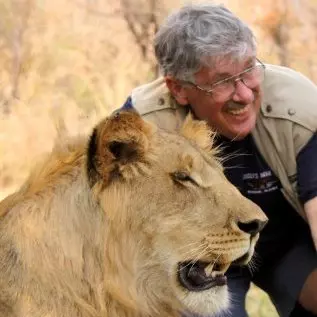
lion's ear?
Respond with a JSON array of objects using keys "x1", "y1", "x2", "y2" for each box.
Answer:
[
  {"x1": 180, "y1": 113, "x2": 217, "y2": 154},
  {"x1": 86, "y1": 110, "x2": 155, "y2": 186}
]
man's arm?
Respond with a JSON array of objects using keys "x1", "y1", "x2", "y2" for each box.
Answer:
[{"x1": 304, "y1": 197, "x2": 317, "y2": 251}]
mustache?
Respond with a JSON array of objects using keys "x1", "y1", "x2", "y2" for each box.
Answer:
[
  {"x1": 226, "y1": 101, "x2": 249, "y2": 109},
  {"x1": 226, "y1": 87, "x2": 259, "y2": 110}
]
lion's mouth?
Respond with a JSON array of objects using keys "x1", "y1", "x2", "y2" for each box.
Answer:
[
  {"x1": 178, "y1": 250, "x2": 253, "y2": 292},
  {"x1": 177, "y1": 261, "x2": 229, "y2": 292}
]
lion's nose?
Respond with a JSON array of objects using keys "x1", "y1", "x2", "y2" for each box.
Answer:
[{"x1": 237, "y1": 219, "x2": 268, "y2": 237}]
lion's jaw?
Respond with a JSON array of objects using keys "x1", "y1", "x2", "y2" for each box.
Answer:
[
  {"x1": 148, "y1": 220, "x2": 260, "y2": 316},
  {"x1": 142, "y1": 224, "x2": 261, "y2": 316}
]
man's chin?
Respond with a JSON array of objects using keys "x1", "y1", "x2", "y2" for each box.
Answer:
[
  {"x1": 224, "y1": 116, "x2": 257, "y2": 140},
  {"x1": 230, "y1": 129, "x2": 252, "y2": 140},
  {"x1": 219, "y1": 126, "x2": 253, "y2": 140}
]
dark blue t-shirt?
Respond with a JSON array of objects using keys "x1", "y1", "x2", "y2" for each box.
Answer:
[{"x1": 298, "y1": 133, "x2": 317, "y2": 203}]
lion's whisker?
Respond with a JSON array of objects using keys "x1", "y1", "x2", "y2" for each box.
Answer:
[
  {"x1": 247, "y1": 251, "x2": 261, "y2": 276},
  {"x1": 155, "y1": 242, "x2": 205, "y2": 265},
  {"x1": 180, "y1": 244, "x2": 210, "y2": 272}
]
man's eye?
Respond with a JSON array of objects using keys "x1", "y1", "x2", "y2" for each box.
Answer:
[
  {"x1": 213, "y1": 80, "x2": 232, "y2": 91},
  {"x1": 218, "y1": 79, "x2": 232, "y2": 86}
]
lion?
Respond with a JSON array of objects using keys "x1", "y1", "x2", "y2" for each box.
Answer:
[{"x1": 0, "y1": 109, "x2": 267, "y2": 317}]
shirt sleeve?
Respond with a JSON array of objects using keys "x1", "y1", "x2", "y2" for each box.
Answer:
[{"x1": 297, "y1": 133, "x2": 317, "y2": 204}]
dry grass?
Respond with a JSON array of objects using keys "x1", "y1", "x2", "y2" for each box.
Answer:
[
  {"x1": 1, "y1": 0, "x2": 317, "y2": 315},
  {"x1": 247, "y1": 285, "x2": 278, "y2": 316}
]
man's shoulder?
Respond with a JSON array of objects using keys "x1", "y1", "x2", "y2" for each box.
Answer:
[
  {"x1": 264, "y1": 64, "x2": 317, "y2": 90},
  {"x1": 129, "y1": 77, "x2": 186, "y2": 131},
  {"x1": 261, "y1": 64, "x2": 317, "y2": 131},
  {"x1": 130, "y1": 77, "x2": 174, "y2": 115}
]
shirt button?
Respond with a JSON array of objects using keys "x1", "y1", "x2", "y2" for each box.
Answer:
[
  {"x1": 158, "y1": 98, "x2": 165, "y2": 106},
  {"x1": 288, "y1": 108, "x2": 296, "y2": 116},
  {"x1": 266, "y1": 104, "x2": 272, "y2": 113}
]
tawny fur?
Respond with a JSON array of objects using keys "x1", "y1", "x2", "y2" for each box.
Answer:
[{"x1": 0, "y1": 111, "x2": 267, "y2": 317}]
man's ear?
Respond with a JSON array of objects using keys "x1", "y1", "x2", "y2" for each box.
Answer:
[
  {"x1": 165, "y1": 76, "x2": 189, "y2": 106},
  {"x1": 86, "y1": 110, "x2": 154, "y2": 187}
]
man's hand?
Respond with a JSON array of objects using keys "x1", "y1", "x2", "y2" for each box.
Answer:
[{"x1": 304, "y1": 196, "x2": 317, "y2": 251}]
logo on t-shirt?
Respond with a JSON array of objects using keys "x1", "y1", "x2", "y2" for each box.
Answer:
[{"x1": 243, "y1": 170, "x2": 279, "y2": 194}]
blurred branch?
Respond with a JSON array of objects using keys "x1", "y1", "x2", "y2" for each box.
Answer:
[
  {"x1": 1, "y1": 0, "x2": 34, "y2": 114},
  {"x1": 120, "y1": 0, "x2": 149, "y2": 59},
  {"x1": 120, "y1": 0, "x2": 159, "y2": 77}
]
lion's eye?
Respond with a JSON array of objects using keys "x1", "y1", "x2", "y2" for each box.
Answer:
[{"x1": 172, "y1": 171, "x2": 196, "y2": 184}]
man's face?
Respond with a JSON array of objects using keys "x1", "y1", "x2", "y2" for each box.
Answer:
[{"x1": 168, "y1": 55, "x2": 263, "y2": 140}]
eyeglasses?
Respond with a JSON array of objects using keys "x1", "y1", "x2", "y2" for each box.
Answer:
[{"x1": 181, "y1": 59, "x2": 266, "y2": 102}]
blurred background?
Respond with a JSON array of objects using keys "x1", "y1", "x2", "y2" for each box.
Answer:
[{"x1": 1, "y1": 0, "x2": 317, "y2": 315}]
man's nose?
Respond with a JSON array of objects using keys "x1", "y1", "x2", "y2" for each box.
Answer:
[{"x1": 232, "y1": 79, "x2": 254, "y2": 104}]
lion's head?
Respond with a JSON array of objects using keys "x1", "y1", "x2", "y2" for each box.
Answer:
[
  {"x1": 86, "y1": 110, "x2": 267, "y2": 316},
  {"x1": 0, "y1": 109, "x2": 267, "y2": 317}
]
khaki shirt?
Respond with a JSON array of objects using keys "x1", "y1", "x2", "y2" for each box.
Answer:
[{"x1": 131, "y1": 64, "x2": 317, "y2": 219}]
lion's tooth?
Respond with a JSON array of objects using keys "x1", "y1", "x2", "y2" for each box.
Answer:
[
  {"x1": 210, "y1": 263, "x2": 231, "y2": 278},
  {"x1": 204, "y1": 263, "x2": 214, "y2": 276}
]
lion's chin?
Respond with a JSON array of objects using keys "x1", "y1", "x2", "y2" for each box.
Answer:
[
  {"x1": 176, "y1": 283, "x2": 230, "y2": 316},
  {"x1": 173, "y1": 260, "x2": 230, "y2": 316}
]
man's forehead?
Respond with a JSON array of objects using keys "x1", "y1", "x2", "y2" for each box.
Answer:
[
  {"x1": 215, "y1": 55, "x2": 254, "y2": 70},
  {"x1": 199, "y1": 54, "x2": 256, "y2": 81}
]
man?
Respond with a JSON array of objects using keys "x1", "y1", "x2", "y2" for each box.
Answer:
[{"x1": 121, "y1": 3, "x2": 317, "y2": 316}]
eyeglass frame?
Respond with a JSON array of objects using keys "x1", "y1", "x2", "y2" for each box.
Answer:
[{"x1": 180, "y1": 58, "x2": 266, "y2": 96}]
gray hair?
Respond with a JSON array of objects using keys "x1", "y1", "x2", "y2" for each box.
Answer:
[{"x1": 154, "y1": 3, "x2": 256, "y2": 81}]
